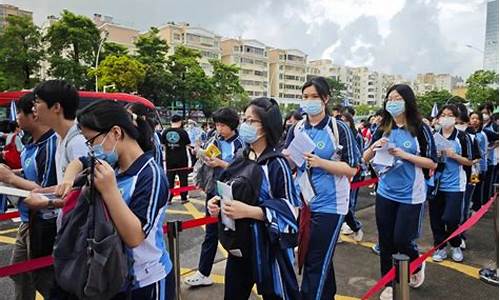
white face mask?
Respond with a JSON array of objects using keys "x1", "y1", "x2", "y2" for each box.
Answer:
[
  {"x1": 439, "y1": 116, "x2": 456, "y2": 129},
  {"x1": 455, "y1": 124, "x2": 468, "y2": 131}
]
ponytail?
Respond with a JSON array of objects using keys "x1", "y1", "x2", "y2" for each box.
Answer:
[{"x1": 77, "y1": 101, "x2": 153, "y2": 152}]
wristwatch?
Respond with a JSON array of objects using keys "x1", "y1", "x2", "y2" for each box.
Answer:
[{"x1": 47, "y1": 199, "x2": 55, "y2": 209}]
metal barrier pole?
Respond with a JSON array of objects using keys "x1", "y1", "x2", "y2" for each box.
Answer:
[
  {"x1": 167, "y1": 220, "x2": 182, "y2": 300},
  {"x1": 392, "y1": 254, "x2": 410, "y2": 300}
]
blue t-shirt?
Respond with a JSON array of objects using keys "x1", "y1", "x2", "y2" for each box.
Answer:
[
  {"x1": 371, "y1": 124, "x2": 437, "y2": 204},
  {"x1": 286, "y1": 115, "x2": 361, "y2": 215},
  {"x1": 469, "y1": 129, "x2": 488, "y2": 173},
  {"x1": 483, "y1": 122, "x2": 499, "y2": 166},
  {"x1": 437, "y1": 129, "x2": 471, "y2": 192},
  {"x1": 213, "y1": 133, "x2": 244, "y2": 179},
  {"x1": 19, "y1": 130, "x2": 58, "y2": 222},
  {"x1": 114, "y1": 152, "x2": 172, "y2": 289}
]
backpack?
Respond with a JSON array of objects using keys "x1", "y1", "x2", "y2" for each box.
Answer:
[
  {"x1": 53, "y1": 170, "x2": 129, "y2": 300},
  {"x1": 217, "y1": 148, "x2": 283, "y2": 257}
]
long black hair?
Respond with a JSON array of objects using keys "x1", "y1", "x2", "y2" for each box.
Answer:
[
  {"x1": 125, "y1": 103, "x2": 158, "y2": 130},
  {"x1": 341, "y1": 112, "x2": 357, "y2": 136},
  {"x1": 77, "y1": 101, "x2": 153, "y2": 152},
  {"x1": 245, "y1": 97, "x2": 283, "y2": 147},
  {"x1": 380, "y1": 84, "x2": 422, "y2": 137}
]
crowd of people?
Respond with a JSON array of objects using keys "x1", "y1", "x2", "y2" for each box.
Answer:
[{"x1": 0, "y1": 76, "x2": 498, "y2": 300}]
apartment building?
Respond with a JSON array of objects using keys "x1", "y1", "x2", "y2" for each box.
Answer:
[
  {"x1": 0, "y1": 4, "x2": 32, "y2": 30},
  {"x1": 269, "y1": 49, "x2": 307, "y2": 100}
]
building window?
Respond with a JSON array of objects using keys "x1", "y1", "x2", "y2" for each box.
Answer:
[
  {"x1": 234, "y1": 46, "x2": 239, "y2": 52},
  {"x1": 173, "y1": 33, "x2": 181, "y2": 41}
]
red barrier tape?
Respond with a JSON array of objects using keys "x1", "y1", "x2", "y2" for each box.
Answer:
[
  {"x1": 166, "y1": 167, "x2": 193, "y2": 173},
  {"x1": 181, "y1": 216, "x2": 218, "y2": 230},
  {"x1": 170, "y1": 185, "x2": 198, "y2": 196},
  {"x1": 0, "y1": 255, "x2": 53, "y2": 277},
  {"x1": 361, "y1": 192, "x2": 498, "y2": 300},
  {"x1": 351, "y1": 177, "x2": 378, "y2": 190},
  {"x1": 0, "y1": 211, "x2": 20, "y2": 221}
]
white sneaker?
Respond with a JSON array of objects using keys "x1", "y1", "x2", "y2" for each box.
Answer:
[
  {"x1": 184, "y1": 271, "x2": 213, "y2": 287},
  {"x1": 341, "y1": 222, "x2": 354, "y2": 235},
  {"x1": 460, "y1": 239, "x2": 466, "y2": 250},
  {"x1": 432, "y1": 248, "x2": 448, "y2": 262},
  {"x1": 409, "y1": 262, "x2": 425, "y2": 288},
  {"x1": 379, "y1": 286, "x2": 393, "y2": 300},
  {"x1": 451, "y1": 247, "x2": 464, "y2": 262},
  {"x1": 337, "y1": 235, "x2": 344, "y2": 244},
  {"x1": 353, "y1": 229, "x2": 364, "y2": 242}
]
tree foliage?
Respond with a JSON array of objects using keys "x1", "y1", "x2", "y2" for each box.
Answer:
[
  {"x1": 90, "y1": 55, "x2": 145, "y2": 93},
  {"x1": 465, "y1": 70, "x2": 499, "y2": 110},
  {"x1": 417, "y1": 90, "x2": 465, "y2": 117}
]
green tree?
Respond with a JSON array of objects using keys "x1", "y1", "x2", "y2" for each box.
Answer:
[
  {"x1": 354, "y1": 104, "x2": 374, "y2": 116},
  {"x1": 207, "y1": 60, "x2": 246, "y2": 115},
  {"x1": 325, "y1": 77, "x2": 347, "y2": 105},
  {"x1": 465, "y1": 70, "x2": 499, "y2": 109},
  {"x1": 89, "y1": 55, "x2": 145, "y2": 93},
  {"x1": 417, "y1": 90, "x2": 464, "y2": 117},
  {"x1": 0, "y1": 15, "x2": 44, "y2": 89},
  {"x1": 45, "y1": 10, "x2": 101, "y2": 89},
  {"x1": 165, "y1": 46, "x2": 210, "y2": 117},
  {"x1": 134, "y1": 27, "x2": 170, "y2": 105},
  {"x1": 101, "y1": 42, "x2": 128, "y2": 60}
]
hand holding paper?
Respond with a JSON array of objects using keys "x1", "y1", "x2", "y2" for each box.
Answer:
[{"x1": 287, "y1": 131, "x2": 316, "y2": 167}]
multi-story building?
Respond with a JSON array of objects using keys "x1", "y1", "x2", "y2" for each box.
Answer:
[
  {"x1": 93, "y1": 14, "x2": 140, "y2": 53},
  {"x1": 158, "y1": 22, "x2": 221, "y2": 75},
  {"x1": 269, "y1": 49, "x2": 307, "y2": 100},
  {"x1": 306, "y1": 59, "x2": 337, "y2": 79},
  {"x1": 484, "y1": 0, "x2": 499, "y2": 73},
  {"x1": 0, "y1": 4, "x2": 32, "y2": 30},
  {"x1": 221, "y1": 38, "x2": 269, "y2": 98},
  {"x1": 413, "y1": 73, "x2": 464, "y2": 95}
]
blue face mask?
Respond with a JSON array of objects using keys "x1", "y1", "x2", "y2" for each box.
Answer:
[
  {"x1": 385, "y1": 100, "x2": 406, "y2": 118},
  {"x1": 301, "y1": 99, "x2": 323, "y2": 116},
  {"x1": 92, "y1": 134, "x2": 118, "y2": 166},
  {"x1": 239, "y1": 122, "x2": 260, "y2": 144}
]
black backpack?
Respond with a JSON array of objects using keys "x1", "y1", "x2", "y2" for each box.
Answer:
[
  {"x1": 53, "y1": 169, "x2": 129, "y2": 299},
  {"x1": 217, "y1": 148, "x2": 283, "y2": 257}
]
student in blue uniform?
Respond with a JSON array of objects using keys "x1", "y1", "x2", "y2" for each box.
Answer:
[
  {"x1": 429, "y1": 105, "x2": 473, "y2": 263},
  {"x1": 76, "y1": 101, "x2": 173, "y2": 299},
  {"x1": 340, "y1": 111, "x2": 365, "y2": 241},
  {"x1": 285, "y1": 77, "x2": 360, "y2": 300},
  {"x1": 126, "y1": 103, "x2": 164, "y2": 171},
  {"x1": 480, "y1": 102, "x2": 499, "y2": 201},
  {"x1": 208, "y1": 97, "x2": 300, "y2": 300},
  {"x1": 363, "y1": 84, "x2": 437, "y2": 300},
  {"x1": 0, "y1": 93, "x2": 58, "y2": 299},
  {"x1": 469, "y1": 112, "x2": 489, "y2": 211},
  {"x1": 185, "y1": 108, "x2": 244, "y2": 287}
]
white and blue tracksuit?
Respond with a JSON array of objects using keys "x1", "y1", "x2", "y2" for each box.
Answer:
[
  {"x1": 345, "y1": 131, "x2": 365, "y2": 232},
  {"x1": 469, "y1": 127, "x2": 489, "y2": 210},
  {"x1": 370, "y1": 124, "x2": 436, "y2": 278},
  {"x1": 286, "y1": 115, "x2": 361, "y2": 300},
  {"x1": 429, "y1": 128, "x2": 471, "y2": 250}
]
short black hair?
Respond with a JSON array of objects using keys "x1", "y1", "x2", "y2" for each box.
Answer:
[
  {"x1": 16, "y1": 93, "x2": 35, "y2": 115},
  {"x1": 171, "y1": 115, "x2": 182, "y2": 123},
  {"x1": 302, "y1": 76, "x2": 331, "y2": 101},
  {"x1": 33, "y1": 80, "x2": 79, "y2": 120},
  {"x1": 332, "y1": 104, "x2": 344, "y2": 112},
  {"x1": 438, "y1": 104, "x2": 459, "y2": 118},
  {"x1": 455, "y1": 103, "x2": 469, "y2": 123},
  {"x1": 344, "y1": 106, "x2": 355, "y2": 116},
  {"x1": 7, "y1": 121, "x2": 18, "y2": 133},
  {"x1": 212, "y1": 108, "x2": 240, "y2": 130}
]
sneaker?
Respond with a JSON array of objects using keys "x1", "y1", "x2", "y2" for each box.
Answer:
[
  {"x1": 460, "y1": 238, "x2": 466, "y2": 250},
  {"x1": 479, "y1": 268, "x2": 499, "y2": 286},
  {"x1": 379, "y1": 286, "x2": 393, "y2": 300},
  {"x1": 451, "y1": 247, "x2": 464, "y2": 262},
  {"x1": 353, "y1": 229, "x2": 364, "y2": 242},
  {"x1": 432, "y1": 248, "x2": 448, "y2": 262},
  {"x1": 371, "y1": 243, "x2": 380, "y2": 256},
  {"x1": 337, "y1": 235, "x2": 344, "y2": 244},
  {"x1": 409, "y1": 262, "x2": 425, "y2": 288},
  {"x1": 184, "y1": 271, "x2": 213, "y2": 287},
  {"x1": 341, "y1": 222, "x2": 354, "y2": 235}
]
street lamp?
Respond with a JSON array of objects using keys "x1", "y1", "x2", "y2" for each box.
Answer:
[
  {"x1": 95, "y1": 31, "x2": 109, "y2": 92},
  {"x1": 103, "y1": 84, "x2": 115, "y2": 93}
]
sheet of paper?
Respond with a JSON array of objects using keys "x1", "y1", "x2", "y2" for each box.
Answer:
[
  {"x1": 297, "y1": 172, "x2": 315, "y2": 205},
  {"x1": 287, "y1": 131, "x2": 316, "y2": 167},
  {"x1": 372, "y1": 142, "x2": 394, "y2": 167},
  {"x1": 216, "y1": 181, "x2": 236, "y2": 231}
]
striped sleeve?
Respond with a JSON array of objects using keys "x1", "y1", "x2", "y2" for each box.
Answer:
[
  {"x1": 421, "y1": 124, "x2": 437, "y2": 162},
  {"x1": 36, "y1": 135, "x2": 58, "y2": 187},
  {"x1": 129, "y1": 161, "x2": 169, "y2": 236},
  {"x1": 337, "y1": 120, "x2": 361, "y2": 168}
]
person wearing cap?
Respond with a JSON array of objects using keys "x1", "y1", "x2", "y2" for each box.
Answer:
[{"x1": 162, "y1": 115, "x2": 191, "y2": 204}]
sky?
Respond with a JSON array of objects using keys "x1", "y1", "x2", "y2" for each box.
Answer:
[{"x1": 5, "y1": 0, "x2": 491, "y2": 79}]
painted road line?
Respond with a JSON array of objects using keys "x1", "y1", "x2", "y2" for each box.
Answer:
[{"x1": 0, "y1": 235, "x2": 16, "y2": 244}]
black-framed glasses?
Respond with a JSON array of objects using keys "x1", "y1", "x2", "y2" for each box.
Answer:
[{"x1": 85, "y1": 132, "x2": 106, "y2": 147}]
